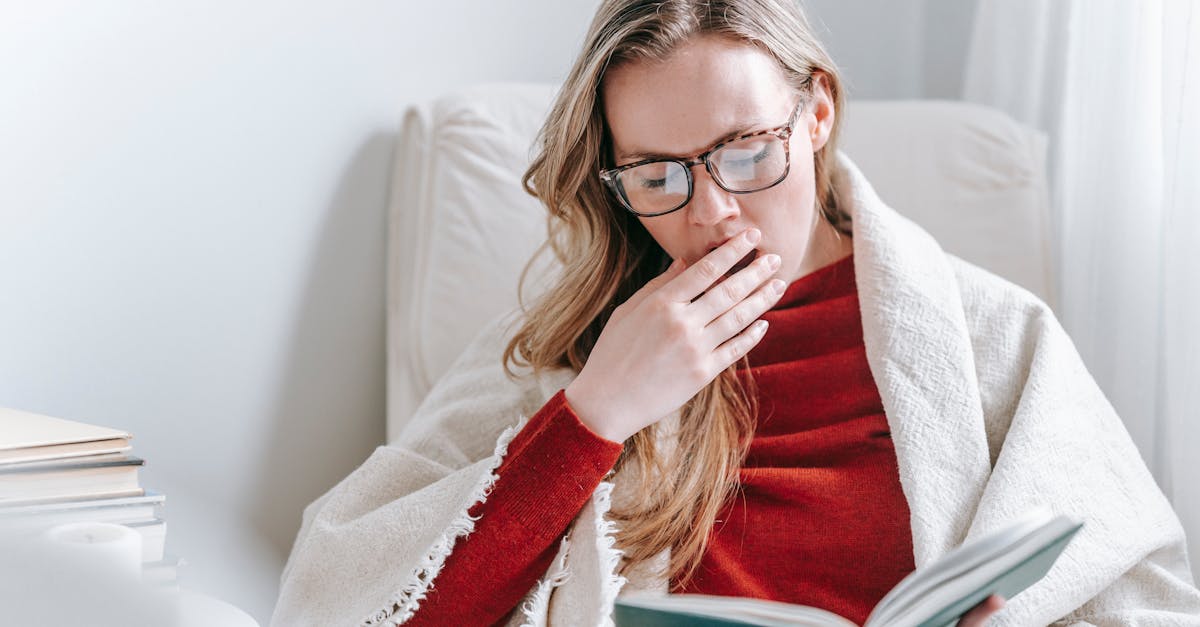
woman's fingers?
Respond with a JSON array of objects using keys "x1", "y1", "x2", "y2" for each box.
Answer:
[
  {"x1": 662, "y1": 227, "x2": 760, "y2": 303},
  {"x1": 705, "y1": 277, "x2": 786, "y2": 346},
  {"x1": 694, "y1": 250, "x2": 782, "y2": 324},
  {"x1": 713, "y1": 317, "x2": 770, "y2": 369},
  {"x1": 955, "y1": 595, "x2": 1005, "y2": 627}
]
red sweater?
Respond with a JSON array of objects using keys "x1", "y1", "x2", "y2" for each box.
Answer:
[{"x1": 407, "y1": 254, "x2": 915, "y2": 626}]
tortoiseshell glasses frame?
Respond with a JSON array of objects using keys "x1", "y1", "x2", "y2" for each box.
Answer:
[{"x1": 599, "y1": 100, "x2": 804, "y2": 217}]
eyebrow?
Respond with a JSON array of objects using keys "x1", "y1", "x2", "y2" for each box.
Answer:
[{"x1": 615, "y1": 118, "x2": 774, "y2": 163}]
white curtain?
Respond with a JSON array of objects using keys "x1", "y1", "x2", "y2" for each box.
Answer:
[{"x1": 965, "y1": 0, "x2": 1200, "y2": 577}]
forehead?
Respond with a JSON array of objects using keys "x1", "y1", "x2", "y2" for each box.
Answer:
[{"x1": 601, "y1": 35, "x2": 794, "y2": 160}]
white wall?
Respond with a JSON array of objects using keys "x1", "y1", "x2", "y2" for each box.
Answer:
[
  {"x1": 0, "y1": 1, "x2": 974, "y2": 623},
  {"x1": 0, "y1": 1, "x2": 599, "y2": 622},
  {"x1": 802, "y1": 0, "x2": 979, "y2": 99}
]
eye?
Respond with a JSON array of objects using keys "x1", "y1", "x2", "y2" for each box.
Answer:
[
  {"x1": 637, "y1": 175, "x2": 668, "y2": 190},
  {"x1": 722, "y1": 145, "x2": 771, "y2": 167},
  {"x1": 742, "y1": 146, "x2": 772, "y2": 164},
  {"x1": 629, "y1": 162, "x2": 685, "y2": 191}
]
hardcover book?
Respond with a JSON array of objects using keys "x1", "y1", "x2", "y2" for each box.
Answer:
[
  {"x1": 0, "y1": 406, "x2": 131, "y2": 465},
  {"x1": 0, "y1": 454, "x2": 144, "y2": 504}
]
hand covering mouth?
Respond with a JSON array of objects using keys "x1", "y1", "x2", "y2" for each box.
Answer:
[{"x1": 723, "y1": 248, "x2": 760, "y2": 278}]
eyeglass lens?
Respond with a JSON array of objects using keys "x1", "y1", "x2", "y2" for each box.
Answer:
[{"x1": 615, "y1": 134, "x2": 788, "y2": 216}]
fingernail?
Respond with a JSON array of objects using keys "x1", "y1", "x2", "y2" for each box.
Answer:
[
  {"x1": 753, "y1": 320, "x2": 768, "y2": 334},
  {"x1": 745, "y1": 228, "x2": 761, "y2": 244},
  {"x1": 770, "y1": 279, "x2": 786, "y2": 294},
  {"x1": 766, "y1": 254, "x2": 781, "y2": 270}
]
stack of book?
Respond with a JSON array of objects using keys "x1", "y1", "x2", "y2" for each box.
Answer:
[{"x1": 0, "y1": 405, "x2": 179, "y2": 586}]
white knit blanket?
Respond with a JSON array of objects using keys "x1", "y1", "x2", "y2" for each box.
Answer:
[{"x1": 271, "y1": 156, "x2": 1200, "y2": 626}]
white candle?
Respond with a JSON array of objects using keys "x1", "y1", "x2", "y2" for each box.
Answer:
[{"x1": 42, "y1": 521, "x2": 142, "y2": 581}]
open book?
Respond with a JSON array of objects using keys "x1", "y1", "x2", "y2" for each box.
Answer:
[{"x1": 614, "y1": 508, "x2": 1083, "y2": 627}]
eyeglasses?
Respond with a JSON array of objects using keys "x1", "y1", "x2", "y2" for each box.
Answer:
[{"x1": 599, "y1": 101, "x2": 803, "y2": 217}]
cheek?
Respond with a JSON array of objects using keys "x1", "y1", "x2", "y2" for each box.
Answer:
[
  {"x1": 785, "y1": 145, "x2": 817, "y2": 199},
  {"x1": 740, "y1": 153, "x2": 818, "y2": 252},
  {"x1": 637, "y1": 216, "x2": 688, "y2": 259},
  {"x1": 747, "y1": 158, "x2": 817, "y2": 226},
  {"x1": 774, "y1": 147, "x2": 818, "y2": 221}
]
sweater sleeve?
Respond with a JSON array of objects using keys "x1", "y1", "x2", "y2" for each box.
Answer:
[{"x1": 404, "y1": 389, "x2": 624, "y2": 626}]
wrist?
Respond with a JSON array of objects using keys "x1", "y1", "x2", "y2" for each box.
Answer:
[{"x1": 564, "y1": 381, "x2": 627, "y2": 443}]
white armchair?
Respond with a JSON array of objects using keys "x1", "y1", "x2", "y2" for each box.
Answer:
[{"x1": 385, "y1": 83, "x2": 1053, "y2": 441}]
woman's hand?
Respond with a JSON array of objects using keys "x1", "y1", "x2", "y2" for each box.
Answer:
[
  {"x1": 956, "y1": 595, "x2": 1005, "y2": 627},
  {"x1": 565, "y1": 227, "x2": 785, "y2": 443}
]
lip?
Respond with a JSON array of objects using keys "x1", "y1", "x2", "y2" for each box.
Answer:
[
  {"x1": 699, "y1": 230, "x2": 766, "y2": 268},
  {"x1": 704, "y1": 235, "x2": 740, "y2": 253},
  {"x1": 700, "y1": 232, "x2": 753, "y2": 264}
]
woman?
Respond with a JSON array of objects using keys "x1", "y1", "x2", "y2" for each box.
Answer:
[{"x1": 272, "y1": 1, "x2": 1200, "y2": 625}]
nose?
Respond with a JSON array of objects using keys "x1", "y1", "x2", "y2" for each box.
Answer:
[{"x1": 687, "y1": 164, "x2": 740, "y2": 226}]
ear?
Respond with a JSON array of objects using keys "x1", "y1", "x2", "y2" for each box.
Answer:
[{"x1": 806, "y1": 72, "x2": 836, "y2": 152}]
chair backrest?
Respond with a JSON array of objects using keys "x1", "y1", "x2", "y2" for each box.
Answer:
[{"x1": 386, "y1": 83, "x2": 1053, "y2": 441}]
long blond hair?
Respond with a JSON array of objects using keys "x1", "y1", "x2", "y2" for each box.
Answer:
[{"x1": 504, "y1": 0, "x2": 847, "y2": 588}]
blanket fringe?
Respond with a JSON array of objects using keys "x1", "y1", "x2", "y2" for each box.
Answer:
[
  {"x1": 518, "y1": 534, "x2": 573, "y2": 626},
  {"x1": 594, "y1": 481, "x2": 628, "y2": 627},
  {"x1": 361, "y1": 416, "x2": 529, "y2": 626}
]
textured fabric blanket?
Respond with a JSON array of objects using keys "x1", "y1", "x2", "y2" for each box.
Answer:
[{"x1": 271, "y1": 155, "x2": 1200, "y2": 626}]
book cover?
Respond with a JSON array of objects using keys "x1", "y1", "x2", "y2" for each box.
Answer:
[
  {"x1": 0, "y1": 406, "x2": 132, "y2": 465},
  {"x1": 0, "y1": 457, "x2": 145, "y2": 504},
  {"x1": 0, "y1": 490, "x2": 165, "y2": 533},
  {"x1": 0, "y1": 453, "x2": 143, "y2": 476},
  {"x1": 0, "y1": 489, "x2": 164, "y2": 515}
]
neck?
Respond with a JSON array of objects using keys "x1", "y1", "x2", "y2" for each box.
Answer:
[{"x1": 791, "y1": 217, "x2": 853, "y2": 281}]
